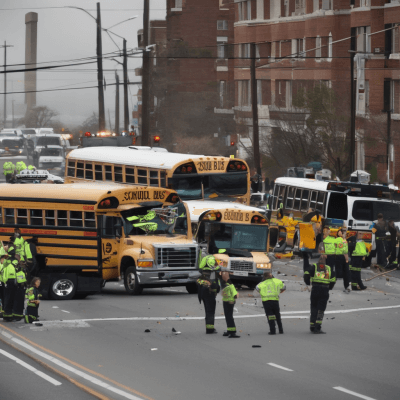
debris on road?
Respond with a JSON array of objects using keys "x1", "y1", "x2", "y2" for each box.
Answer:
[
  {"x1": 151, "y1": 348, "x2": 158, "y2": 351},
  {"x1": 252, "y1": 345, "x2": 261, "y2": 348},
  {"x1": 145, "y1": 329, "x2": 151, "y2": 333}
]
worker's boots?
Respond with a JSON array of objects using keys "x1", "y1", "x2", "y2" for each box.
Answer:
[{"x1": 229, "y1": 332, "x2": 240, "y2": 338}]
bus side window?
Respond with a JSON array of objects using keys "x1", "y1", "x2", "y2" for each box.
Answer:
[
  {"x1": 5, "y1": 208, "x2": 15, "y2": 225},
  {"x1": 150, "y1": 170, "x2": 159, "y2": 187},
  {"x1": 301, "y1": 190, "x2": 309, "y2": 211},
  {"x1": 70, "y1": 211, "x2": 83, "y2": 227},
  {"x1": 57, "y1": 210, "x2": 68, "y2": 227},
  {"x1": 294, "y1": 188, "x2": 301, "y2": 210},
  {"x1": 114, "y1": 166, "x2": 123, "y2": 182},
  {"x1": 0, "y1": 207, "x2": 2, "y2": 224},
  {"x1": 105, "y1": 165, "x2": 113, "y2": 181},
  {"x1": 126, "y1": 167, "x2": 135, "y2": 183},
  {"x1": 67, "y1": 160, "x2": 75, "y2": 177},
  {"x1": 310, "y1": 191, "x2": 317, "y2": 209},
  {"x1": 84, "y1": 212, "x2": 96, "y2": 228},
  {"x1": 138, "y1": 169, "x2": 147, "y2": 185},
  {"x1": 76, "y1": 162, "x2": 84, "y2": 178},
  {"x1": 17, "y1": 209, "x2": 28, "y2": 225},
  {"x1": 95, "y1": 164, "x2": 103, "y2": 180},
  {"x1": 272, "y1": 184, "x2": 280, "y2": 210},
  {"x1": 30, "y1": 209, "x2": 43, "y2": 226},
  {"x1": 85, "y1": 163, "x2": 93, "y2": 180},
  {"x1": 160, "y1": 171, "x2": 166, "y2": 187},
  {"x1": 286, "y1": 187, "x2": 294, "y2": 209},
  {"x1": 316, "y1": 192, "x2": 325, "y2": 212},
  {"x1": 45, "y1": 210, "x2": 55, "y2": 226}
]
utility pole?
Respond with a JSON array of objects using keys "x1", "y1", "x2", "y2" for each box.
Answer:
[
  {"x1": 141, "y1": 0, "x2": 150, "y2": 146},
  {"x1": 123, "y1": 39, "x2": 129, "y2": 133},
  {"x1": 250, "y1": 43, "x2": 261, "y2": 176},
  {"x1": 96, "y1": 2, "x2": 105, "y2": 131},
  {"x1": 2, "y1": 41, "x2": 13, "y2": 128},
  {"x1": 115, "y1": 72, "x2": 120, "y2": 134},
  {"x1": 349, "y1": 49, "x2": 356, "y2": 174}
]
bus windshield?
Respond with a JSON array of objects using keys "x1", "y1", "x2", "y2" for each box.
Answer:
[
  {"x1": 206, "y1": 222, "x2": 268, "y2": 252},
  {"x1": 122, "y1": 203, "x2": 188, "y2": 236},
  {"x1": 352, "y1": 200, "x2": 400, "y2": 222},
  {"x1": 41, "y1": 148, "x2": 62, "y2": 157},
  {"x1": 172, "y1": 172, "x2": 248, "y2": 200}
]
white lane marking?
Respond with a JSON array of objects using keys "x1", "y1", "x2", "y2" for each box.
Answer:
[
  {"x1": 0, "y1": 349, "x2": 62, "y2": 386},
  {"x1": 38, "y1": 304, "x2": 400, "y2": 325},
  {"x1": 10, "y1": 338, "x2": 145, "y2": 400},
  {"x1": 52, "y1": 306, "x2": 59, "y2": 309},
  {"x1": 61, "y1": 310, "x2": 70, "y2": 313},
  {"x1": 333, "y1": 386, "x2": 376, "y2": 400},
  {"x1": 267, "y1": 363, "x2": 294, "y2": 372}
]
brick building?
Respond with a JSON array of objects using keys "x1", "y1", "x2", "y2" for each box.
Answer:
[
  {"x1": 233, "y1": 0, "x2": 400, "y2": 184},
  {"x1": 138, "y1": 0, "x2": 237, "y2": 154}
]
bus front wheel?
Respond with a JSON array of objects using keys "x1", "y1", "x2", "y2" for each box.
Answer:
[
  {"x1": 49, "y1": 277, "x2": 77, "y2": 300},
  {"x1": 124, "y1": 267, "x2": 143, "y2": 295}
]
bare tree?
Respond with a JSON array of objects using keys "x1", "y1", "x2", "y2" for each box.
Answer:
[{"x1": 19, "y1": 106, "x2": 59, "y2": 128}]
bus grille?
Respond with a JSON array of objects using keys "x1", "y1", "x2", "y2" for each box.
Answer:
[
  {"x1": 156, "y1": 246, "x2": 197, "y2": 269},
  {"x1": 230, "y1": 260, "x2": 254, "y2": 272}
]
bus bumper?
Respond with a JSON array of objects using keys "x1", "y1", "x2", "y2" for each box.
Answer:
[{"x1": 136, "y1": 270, "x2": 201, "y2": 285}]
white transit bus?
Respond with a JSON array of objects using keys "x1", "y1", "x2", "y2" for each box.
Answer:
[
  {"x1": 64, "y1": 147, "x2": 251, "y2": 204},
  {"x1": 270, "y1": 177, "x2": 400, "y2": 230}
]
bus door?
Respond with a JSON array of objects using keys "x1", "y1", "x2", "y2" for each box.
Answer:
[{"x1": 99, "y1": 214, "x2": 122, "y2": 280}]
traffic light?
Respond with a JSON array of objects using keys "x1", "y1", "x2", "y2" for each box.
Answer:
[
  {"x1": 153, "y1": 135, "x2": 160, "y2": 146},
  {"x1": 230, "y1": 141, "x2": 235, "y2": 146}
]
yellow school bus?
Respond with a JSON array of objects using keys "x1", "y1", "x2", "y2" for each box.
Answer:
[
  {"x1": 64, "y1": 147, "x2": 251, "y2": 204},
  {"x1": 0, "y1": 183, "x2": 199, "y2": 299},
  {"x1": 193, "y1": 205, "x2": 272, "y2": 288}
]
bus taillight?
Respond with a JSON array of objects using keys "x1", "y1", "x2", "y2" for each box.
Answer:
[
  {"x1": 252, "y1": 215, "x2": 267, "y2": 224},
  {"x1": 175, "y1": 162, "x2": 197, "y2": 174}
]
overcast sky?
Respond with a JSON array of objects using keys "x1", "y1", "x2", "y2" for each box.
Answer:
[{"x1": 0, "y1": 0, "x2": 166, "y2": 128}]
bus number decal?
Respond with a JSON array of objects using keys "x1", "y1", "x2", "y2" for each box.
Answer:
[
  {"x1": 223, "y1": 211, "x2": 250, "y2": 222},
  {"x1": 197, "y1": 161, "x2": 225, "y2": 172},
  {"x1": 83, "y1": 205, "x2": 95, "y2": 211}
]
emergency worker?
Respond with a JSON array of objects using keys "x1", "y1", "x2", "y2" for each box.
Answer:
[
  {"x1": 220, "y1": 271, "x2": 240, "y2": 338},
  {"x1": 13, "y1": 255, "x2": 27, "y2": 321},
  {"x1": 24, "y1": 237, "x2": 37, "y2": 281},
  {"x1": 2, "y1": 245, "x2": 18, "y2": 322},
  {"x1": 256, "y1": 271, "x2": 286, "y2": 335},
  {"x1": 322, "y1": 226, "x2": 336, "y2": 270},
  {"x1": 28, "y1": 165, "x2": 36, "y2": 171},
  {"x1": 25, "y1": 277, "x2": 42, "y2": 324},
  {"x1": 0, "y1": 246, "x2": 8, "y2": 317},
  {"x1": 335, "y1": 228, "x2": 350, "y2": 292},
  {"x1": 303, "y1": 248, "x2": 336, "y2": 334},
  {"x1": 3, "y1": 161, "x2": 15, "y2": 183},
  {"x1": 15, "y1": 161, "x2": 27, "y2": 174},
  {"x1": 197, "y1": 255, "x2": 220, "y2": 334},
  {"x1": 10, "y1": 228, "x2": 26, "y2": 261},
  {"x1": 372, "y1": 214, "x2": 389, "y2": 267},
  {"x1": 350, "y1": 231, "x2": 368, "y2": 291}
]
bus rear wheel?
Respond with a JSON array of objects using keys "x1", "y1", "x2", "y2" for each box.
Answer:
[
  {"x1": 124, "y1": 267, "x2": 143, "y2": 295},
  {"x1": 49, "y1": 277, "x2": 77, "y2": 300}
]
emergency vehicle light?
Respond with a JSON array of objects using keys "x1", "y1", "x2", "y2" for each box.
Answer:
[
  {"x1": 84, "y1": 132, "x2": 91, "y2": 137},
  {"x1": 98, "y1": 197, "x2": 119, "y2": 209}
]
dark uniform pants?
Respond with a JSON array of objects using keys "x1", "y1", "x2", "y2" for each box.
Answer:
[
  {"x1": 3, "y1": 280, "x2": 16, "y2": 321},
  {"x1": 310, "y1": 284, "x2": 330, "y2": 332},
  {"x1": 0, "y1": 283, "x2": 4, "y2": 314},
  {"x1": 200, "y1": 286, "x2": 216, "y2": 333},
  {"x1": 13, "y1": 285, "x2": 25, "y2": 319},
  {"x1": 263, "y1": 300, "x2": 283, "y2": 334},
  {"x1": 376, "y1": 238, "x2": 388, "y2": 266},
  {"x1": 223, "y1": 302, "x2": 236, "y2": 333},
  {"x1": 25, "y1": 305, "x2": 39, "y2": 324},
  {"x1": 335, "y1": 255, "x2": 350, "y2": 288},
  {"x1": 350, "y1": 256, "x2": 367, "y2": 290}
]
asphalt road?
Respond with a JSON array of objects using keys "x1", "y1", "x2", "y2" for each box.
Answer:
[{"x1": 0, "y1": 259, "x2": 399, "y2": 400}]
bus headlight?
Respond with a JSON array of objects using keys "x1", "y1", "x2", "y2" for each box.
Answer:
[
  {"x1": 257, "y1": 263, "x2": 271, "y2": 269},
  {"x1": 137, "y1": 260, "x2": 153, "y2": 268}
]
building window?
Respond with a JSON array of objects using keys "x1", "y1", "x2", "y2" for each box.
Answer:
[
  {"x1": 321, "y1": 0, "x2": 333, "y2": 10},
  {"x1": 239, "y1": 43, "x2": 250, "y2": 58},
  {"x1": 316, "y1": 36, "x2": 322, "y2": 58},
  {"x1": 217, "y1": 20, "x2": 228, "y2": 30},
  {"x1": 220, "y1": 81, "x2": 227, "y2": 108},
  {"x1": 218, "y1": 43, "x2": 226, "y2": 59},
  {"x1": 174, "y1": 0, "x2": 182, "y2": 9},
  {"x1": 256, "y1": 0, "x2": 264, "y2": 19},
  {"x1": 247, "y1": 0, "x2": 252, "y2": 20},
  {"x1": 270, "y1": 0, "x2": 280, "y2": 19},
  {"x1": 238, "y1": 80, "x2": 251, "y2": 106},
  {"x1": 313, "y1": 0, "x2": 319, "y2": 11},
  {"x1": 389, "y1": 80, "x2": 400, "y2": 114},
  {"x1": 328, "y1": 33, "x2": 333, "y2": 60},
  {"x1": 360, "y1": 0, "x2": 370, "y2": 6},
  {"x1": 295, "y1": 0, "x2": 306, "y2": 15},
  {"x1": 292, "y1": 38, "x2": 306, "y2": 58},
  {"x1": 356, "y1": 26, "x2": 371, "y2": 53},
  {"x1": 257, "y1": 80, "x2": 262, "y2": 105}
]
